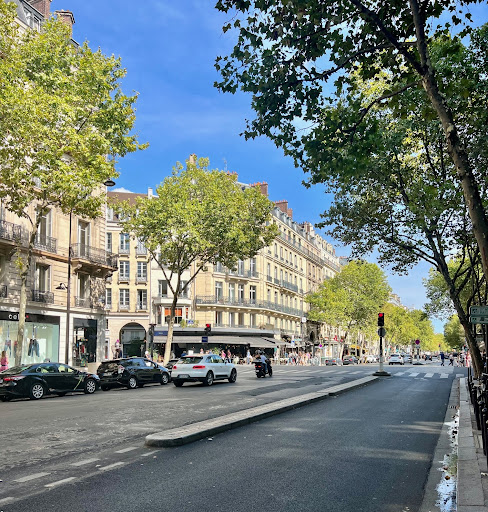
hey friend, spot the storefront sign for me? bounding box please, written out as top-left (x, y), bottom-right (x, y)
top-left (0, 311), bottom-right (59, 324)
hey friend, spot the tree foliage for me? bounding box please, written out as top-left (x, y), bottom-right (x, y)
top-left (116, 157), bottom-right (279, 364)
top-left (444, 315), bottom-right (465, 350)
top-left (0, 3), bottom-right (147, 363)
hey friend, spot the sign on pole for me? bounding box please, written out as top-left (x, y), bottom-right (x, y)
top-left (415, 339), bottom-right (420, 345)
top-left (378, 327), bottom-right (386, 337)
top-left (201, 336), bottom-right (208, 343)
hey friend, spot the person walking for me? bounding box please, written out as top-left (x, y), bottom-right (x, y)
top-left (440, 352), bottom-right (445, 366)
top-left (448, 353), bottom-right (454, 366)
top-left (0, 350), bottom-right (8, 372)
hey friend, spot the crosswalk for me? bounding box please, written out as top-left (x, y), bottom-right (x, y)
top-left (237, 365), bottom-right (465, 380)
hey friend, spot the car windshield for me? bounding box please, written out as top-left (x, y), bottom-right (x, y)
top-left (178, 357), bottom-right (203, 365)
top-left (2, 365), bottom-right (32, 374)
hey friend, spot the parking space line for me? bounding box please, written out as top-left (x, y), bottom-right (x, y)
top-left (13, 472), bottom-right (51, 483)
top-left (98, 462), bottom-right (125, 471)
top-left (45, 477), bottom-right (76, 488)
top-left (115, 446), bottom-right (139, 454)
top-left (70, 458), bottom-right (100, 467)
top-left (141, 450), bottom-right (159, 457)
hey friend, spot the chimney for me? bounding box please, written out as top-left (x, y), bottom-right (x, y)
top-left (26, 0), bottom-right (51, 18)
top-left (287, 208), bottom-right (293, 219)
top-left (54, 10), bottom-right (75, 37)
top-left (259, 181), bottom-right (268, 197)
top-left (275, 200), bottom-right (289, 215)
top-left (189, 153), bottom-right (197, 165)
top-left (147, 187), bottom-right (153, 198)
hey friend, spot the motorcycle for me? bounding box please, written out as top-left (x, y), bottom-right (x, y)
top-left (254, 359), bottom-right (273, 378)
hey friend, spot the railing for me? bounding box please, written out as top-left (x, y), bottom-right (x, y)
top-left (136, 247), bottom-right (147, 255)
top-left (278, 233), bottom-right (341, 270)
top-left (32, 290), bottom-right (54, 304)
top-left (195, 295), bottom-right (302, 317)
top-left (118, 274), bottom-right (130, 283)
top-left (227, 269), bottom-right (260, 279)
top-left (119, 246), bottom-right (130, 254)
top-left (71, 244), bottom-right (118, 269)
top-left (0, 285), bottom-right (6, 298)
top-left (119, 303), bottom-right (130, 311)
top-left (136, 303), bottom-right (148, 311)
top-left (75, 296), bottom-right (91, 308)
top-left (0, 220), bottom-right (23, 243)
top-left (34, 235), bottom-right (57, 254)
top-left (136, 275), bottom-right (147, 283)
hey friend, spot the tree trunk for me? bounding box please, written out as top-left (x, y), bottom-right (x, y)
top-left (163, 292), bottom-right (179, 365)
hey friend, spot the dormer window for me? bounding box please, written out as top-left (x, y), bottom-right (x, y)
top-left (25, 11), bottom-right (41, 31)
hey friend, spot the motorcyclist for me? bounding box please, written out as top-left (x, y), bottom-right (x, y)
top-left (254, 350), bottom-right (268, 374)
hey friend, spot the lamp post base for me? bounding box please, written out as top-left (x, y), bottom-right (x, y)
top-left (373, 370), bottom-right (391, 376)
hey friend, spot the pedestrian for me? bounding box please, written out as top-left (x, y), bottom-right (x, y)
top-left (221, 349), bottom-right (226, 361)
top-left (227, 349), bottom-right (232, 362)
top-left (448, 354), bottom-right (454, 366)
top-left (440, 352), bottom-right (445, 366)
top-left (246, 349), bottom-right (251, 365)
top-left (0, 350), bottom-right (8, 372)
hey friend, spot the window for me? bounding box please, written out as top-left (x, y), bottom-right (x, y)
top-left (215, 281), bottom-right (223, 300)
top-left (119, 289), bottom-right (130, 308)
top-left (106, 207), bottom-right (114, 221)
top-left (119, 233), bottom-right (130, 253)
top-left (137, 290), bottom-right (147, 310)
top-left (35, 264), bottom-right (50, 291)
top-left (215, 262), bottom-right (223, 273)
top-left (137, 262), bottom-right (147, 281)
top-left (249, 286), bottom-right (256, 303)
top-left (274, 243), bottom-right (278, 257)
top-left (136, 238), bottom-right (147, 255)
top-left (238, 312), bottom-right (244, 326)
top-left (106, 288), bottom-right (112, 308)
top-left (237, 259), bottom-right (244, 275)
top-left (228, 283), bottom-right (235, 301)
top-left (238, 284), bottom-right (244, 302)
top-left (215, 311), bottom-right (223, 325)
top-left (119, 261), bottom-right (130, 280)
top-left (58, 364), bottom-right (75, 374)
top-left (78, 274), bottom-right (90, 298)
top-left (294, 255), bottom-right (297, 268)
top-left (280, 247), bottom-right (283, 259)
top-left (267, 263), bottom-right (271, 278)
top-left (250, 313), bottom-right (256, 328)
top-left (78, 221), bottom-right (90, 248)
top-left (250, 258), bottom-right (256, 276)
top-left (274, 291), bottom-right (278, 303)
top-left (229, 312), bottom-right (235, 327)
top-left (106, 232), bottom-right (112, 253)
top-left (158, 280), bottom-right (168, 297)
top-left (179, 280), bottom-right (189, 298)
top-left (267, 289), bottom-right (271, 302)
top-left (274, 267), bottom-right (278, 279)
top-left (36, 208), bottom-right (51, 245)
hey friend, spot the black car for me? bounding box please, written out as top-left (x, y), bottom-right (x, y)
top-left (163, 358), bottom-right (179, 377)
top-left (97, 357), bottom-right (170, 390)
top-left (0, 363), bottom-right (100, 401)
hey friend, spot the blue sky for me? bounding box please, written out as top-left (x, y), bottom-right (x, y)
top-left (50, 0), bottom-right (488, 333)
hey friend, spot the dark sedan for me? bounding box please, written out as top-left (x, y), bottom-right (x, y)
top-left (0, 362), bottom-right (99, 401)
top-left (97, 357), bottom-right (170, 390)
top-left (342, 355), bottom-right (359, 365)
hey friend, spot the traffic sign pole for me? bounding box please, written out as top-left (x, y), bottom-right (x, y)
top-left (373, 329), bottom-right (391, 377)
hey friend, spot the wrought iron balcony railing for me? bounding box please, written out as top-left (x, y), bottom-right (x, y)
top-left (0, 285), bottom-right (6, 298)
top-left (0, 220), bottom-right (24, 243)
top-left (195, 295), bottom-right (302, 317)
top-left (32, 290), bottom-right (54, 304)
top-left (34, 235), bottom-right (57, 254)
top-left (71, 244), bottom-right (118, 269)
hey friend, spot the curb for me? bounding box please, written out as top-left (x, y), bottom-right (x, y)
top-left (145, 375), bottom-right (379, 447)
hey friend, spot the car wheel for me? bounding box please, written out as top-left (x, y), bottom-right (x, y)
top-left (101, 385), bottom-right (110, 391)
top-left (228, 369), bottom-right (237, 383)
top-left (173, 381), bottom-right (184, 387)
top-left (127, 376), bottom-right (138, 389)
top-left (84, 378), bottom-right (97, 394)
top-left (160, 373), bottom-right (170, 385)
top-left (29, 382), bottom-right (45, 400)
top-left (0, 396), bottom-right (10, 402)
top-left (202, 371), bottom-right (214, 386)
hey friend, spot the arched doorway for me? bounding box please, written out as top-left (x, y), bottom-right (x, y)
top-left (120, 322), bottom-right (146, 357)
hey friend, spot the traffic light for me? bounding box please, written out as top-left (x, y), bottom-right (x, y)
top-left (378, 313), bottom-right (385, 326)
top-left (204, 323), bottom-right (211, 335)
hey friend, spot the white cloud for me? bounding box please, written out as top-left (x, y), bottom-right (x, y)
top-left (111, 187), bottom-right (134, 193)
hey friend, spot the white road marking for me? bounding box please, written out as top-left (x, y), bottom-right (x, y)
top-left (349, 371), bottom-right (362, 374)
top-left (0, 497), bottom-right (15, 506)
top-left (395, 372), bottom-right (405, 375)
top-left (408, 373), bottom-right (419, 377)
top-left (13, 472), bottom-right (51, 483)
top-left (456, 373), bottom-right (464, 378)
top-left (45, 477), bottom-right (76, 488)
top-left (98, 462), bottom-right (125, 472)
top-left (440, 373), bottom-right (449, 379)
top-left (424, 373), bottom-right (434, 378)
top-left (70, 458), bottom-right (100, 467)
top-left (141, 450), bottom-right (159, 457)
top-left (115, 446), bottom-right (139, 454)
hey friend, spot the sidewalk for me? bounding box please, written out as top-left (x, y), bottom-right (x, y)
top-left (458, 377), bottom-right (488, 512)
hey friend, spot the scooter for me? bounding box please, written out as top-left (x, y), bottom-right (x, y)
top-left (254, 359), bottom-right (273, 378)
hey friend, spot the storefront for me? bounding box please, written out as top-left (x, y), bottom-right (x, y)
top-left (0, 310), bottom-right (60, 364)
top-left (72, 318), bottom-right (98, 367)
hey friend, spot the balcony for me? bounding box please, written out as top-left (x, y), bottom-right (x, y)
top-left (0, 285), bottom-right (6, 298)
top-left (195, 295), bottom-right (302, 317)
top-left (71, 244), bottom-right (118, 271)
top-left (32, 290), bottom-right (54, 304)
top-left (75, 296), bottom-right (91, 308)
top-left (136, 303), bottom-right (148, 311)
top-left (136, 275), bottom-right (148, 284)
top-left (119, 247), bottom-right (130, 255)
top-left (34, 235), bottom-right (57, 254)
top-left (118, 274), bottom-right (130, 284)
top-left (136, 247), bottom-right (147, 256)
top-left (0, 220), bottom-right (24, 244)
top-left (119, 303), bottom-right (130, 311)
top-left (226, 269), bottom-right (260, 279)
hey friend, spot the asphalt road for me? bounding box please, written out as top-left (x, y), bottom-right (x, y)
top-left (1, 363), bottom-right (465, 512)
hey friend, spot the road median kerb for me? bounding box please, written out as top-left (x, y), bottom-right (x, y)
top-left (145, 375), bottom-right (378, 447)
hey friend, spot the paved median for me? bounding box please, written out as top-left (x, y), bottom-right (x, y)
top-left (145, 375), bottom-right (379, 447)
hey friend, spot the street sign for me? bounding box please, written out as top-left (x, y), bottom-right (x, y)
top-left (415, 339), bottom-right (420, 345)
top-left (201, 336), bottom-right (208, 343)
top-left (470, 306), bottom-right (488, 316)
top-left (470, 315), bottom-right (488, 324)
top-left (378, 327), bottom-right (386, 337)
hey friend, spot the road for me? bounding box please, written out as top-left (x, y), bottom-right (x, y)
top-left (0, 362), bottom-right (465, 511)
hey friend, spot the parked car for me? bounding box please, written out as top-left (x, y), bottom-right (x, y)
top-left (97, 357), bottom-right (170, 390)
top-left (402, 354), bottom-right (413, 363)
top-left (365, 355), bottom-right (378, 363)
top-left (342, 355), bottom-right (359, 365)
top-left (388, 354), bottom-right (405, 365)
top-left (324, 357), bottom-right (342, 366)
top-left (163, 358), bottom-right (179, 377)
top-left (0, 362), bottom-right (100, 401)
top-left (171, 354), bottom-right (237, 386)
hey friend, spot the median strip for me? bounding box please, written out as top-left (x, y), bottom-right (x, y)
top-left (145, 376), bottom-right (378, 447)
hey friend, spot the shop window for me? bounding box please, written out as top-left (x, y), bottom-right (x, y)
top-left (165, 307), bottom-right (183, 324)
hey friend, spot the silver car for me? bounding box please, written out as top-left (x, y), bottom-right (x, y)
top-left (171, 354), bottom-right (237, 387)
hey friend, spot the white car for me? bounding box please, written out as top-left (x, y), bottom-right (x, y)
top-left (388, 354), bottom-right (404, 365)
top-left (171, 355), bottom-right (237, 387)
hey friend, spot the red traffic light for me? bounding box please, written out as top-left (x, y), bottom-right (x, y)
top-left (377, 313), bottom-right (385, 326)
top-left (204, 323), bottom-right (211, 335)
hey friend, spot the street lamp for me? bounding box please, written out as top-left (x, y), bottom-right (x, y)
top-left (57, 178), bottom-right (116, 366)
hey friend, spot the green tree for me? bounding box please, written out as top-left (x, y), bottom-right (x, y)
top-left (444, 315), bottom-right (465, 350)
top-left (116, 157), bottom-right (279, 364)
top-left (0, 4), bottom-right (146, 364)
top-left (306, 260), bottom-right (391, 358)
top-left (215, 1), bottom-right (488, 301)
